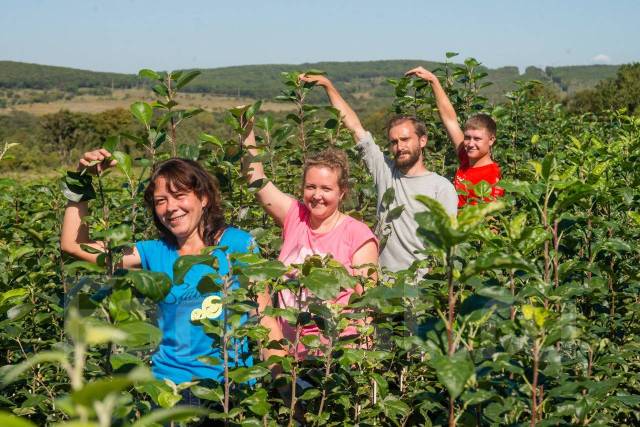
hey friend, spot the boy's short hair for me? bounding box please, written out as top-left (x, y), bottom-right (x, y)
top-left (464, 113), bottom-right (496, 137)
top-left (386, 115), bottom-right (428, 139)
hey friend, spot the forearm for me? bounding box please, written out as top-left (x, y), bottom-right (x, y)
top-left (430, 79), bottom-right (464, 146)
top-left (323, 83), bottom-right (367, 139)
top-left (242, 130), bottom-right (268, 185)
top-left (60, 201), bottom-right (103, 262)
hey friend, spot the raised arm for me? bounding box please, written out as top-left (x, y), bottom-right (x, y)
top-left (60, 149), bottom-right (140, 268)
top-left (405, 67), bottom-right (464, 150)
top-left (299, 74), bottom-right (367, 140)
top-left (242, 126), bottom-right (294, 227)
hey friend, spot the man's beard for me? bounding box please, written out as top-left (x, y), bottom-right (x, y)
top-left (394, 148), bottom-right (421, 170)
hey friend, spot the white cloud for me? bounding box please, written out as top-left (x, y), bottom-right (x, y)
top-left (592, 54), bottom-right (612, 64)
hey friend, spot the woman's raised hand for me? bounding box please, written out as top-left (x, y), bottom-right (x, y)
top-left (405, 66), bottom-right (439, 84)
top-left (78, 149), bottom-right (117, 174)
top-left (299, 73), bottom-right (332, 87)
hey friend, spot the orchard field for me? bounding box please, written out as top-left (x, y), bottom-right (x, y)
top-left (1, 56), bottom-right (639, 426)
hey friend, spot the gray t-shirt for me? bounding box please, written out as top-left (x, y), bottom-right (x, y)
top-left (356, 132), bottom-right (458, 271)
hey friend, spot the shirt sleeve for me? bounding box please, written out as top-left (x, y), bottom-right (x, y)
top-left (356, 132), bottom-right (392, 188)
top-left (282, 200), bottom-right (304, 242)
top-left (438, 180), bottom-right (459, 217)
top-left (134, 240), bottom-right (152, 270)
top-left (347, 219), bottom-right (379, 262)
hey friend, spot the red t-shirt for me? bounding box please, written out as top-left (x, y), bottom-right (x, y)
top-left (455, 149), bottom-right (504, 207)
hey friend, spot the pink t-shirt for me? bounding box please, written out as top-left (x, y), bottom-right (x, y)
top-left (277, 200), bottom-right (377, 357)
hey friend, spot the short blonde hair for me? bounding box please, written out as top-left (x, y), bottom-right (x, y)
top-left (464, 113), bottom-right (497, 137)
top-left (303, 148), bottom-right (350, 195)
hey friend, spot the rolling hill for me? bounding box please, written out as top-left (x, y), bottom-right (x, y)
top-left (0, 59), bottom-right (621, 110)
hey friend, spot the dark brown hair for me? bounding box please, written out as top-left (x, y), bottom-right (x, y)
top-left (143, 158), bottom-right (225, 246)
top-left (385, 115), bottom-right (428, 139)
top-left (464, 113), bottom-right (497, 137)
top-left (303, 148), bottom-right (350, 196)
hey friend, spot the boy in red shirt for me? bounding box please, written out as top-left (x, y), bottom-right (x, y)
top-left (406, 67), bottom-right (504, 207)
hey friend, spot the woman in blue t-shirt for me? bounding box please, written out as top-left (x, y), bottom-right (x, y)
top-left (61, 149), bottom-right (283, 385)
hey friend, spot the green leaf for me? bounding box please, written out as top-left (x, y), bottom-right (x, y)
top-left (445, 52), bottom-right (459, 59)
top-left (7, 303), bottom-right (34, 321)
top-left (60, 171), bottom-right (96, 203)
top-left (245, 100), bottom-right (262, 122)
top-left (241, 388), bottom-right (271, 416)
top-left (0, 288), bottom-right (29, 305)
top-left (199, 133), bottom-right (224, 148)
top-left (139, 69), bottom-right (161, 81)
top-left (112, 151), bottom-right (132, 179)
top-left (152, 83), bottom-right (169, 97)
top-left (239, 260), bottom-right (287, 281)
top-left (0, 412), bottom-right (37, 427)
top-left (190, 385), bottom-right (223, 402)
top-left (125, 270), bottom-right (171, 302)
top-left (381, 187), bottom-right (395, 207)
top-left (1, 351), bottom-right (68, 386)
top-left (71, 369), bottom-right (152, 406)
top-left (131, 406), bottom-right (210, 426)
top-left (84, 322), bottom-right (128, 345)
top-left (175, 70), bottom-right (201, 89)
top-left (227, 365), bottom-right (270, 383)
top-left (157, 392), bottom-right (182, 408)
top-left (431, 351), bottom-right (474, 399)
top-left (379, 395), bottom-right (411, 421)
top-left (103, 135), bottom-right (120, 153)
top-left (130, 102), bottom-right (153, 127)
top-left (301, 269), bottom-right (341, 301)
top-left (385, 205), bottom-right (404, 222)
top-left (110, 353), bottom-right (145, 370)
top-left (298, 388), bottom-right (321, 400)
top-left (173, 254), bottom-right (218, 285)
top-left (118, 321), bottom-right (162, 349)
top-left (63, 261), bottom-right (105, 275)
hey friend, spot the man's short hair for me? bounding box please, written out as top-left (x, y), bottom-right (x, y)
top-left (386, 115), bottom-right (428, 139)
top-left (464, 113), bottom-right (496, 137)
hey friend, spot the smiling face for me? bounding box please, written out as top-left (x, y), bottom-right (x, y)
top-left (152, 176), bottom-right (207, 245)
top-left (388, 121), bottom-right (427, 172)
top-left (302, 166), bottom-right (344, 222)
top-left (463, 127), bottom-right (495, 165)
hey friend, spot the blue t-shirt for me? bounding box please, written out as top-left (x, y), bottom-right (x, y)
top-left (135, 227), bottom-right (257, 384)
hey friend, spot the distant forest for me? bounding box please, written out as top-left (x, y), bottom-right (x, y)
top-left (0, 59), bottom-right (620, 103)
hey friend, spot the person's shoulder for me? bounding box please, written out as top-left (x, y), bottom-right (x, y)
top-left (427, 172), bottom-right (456, 188)
top-left (135, 239), bottom-right (173, 267)
top-left (220, 227), bottom-right (257, 253)
top-left (356, 131), bottom-right (376, 146)
top-left (343, 215), bottom-right (375, 237)
top-left (136, 239), bottom-right (170, 252)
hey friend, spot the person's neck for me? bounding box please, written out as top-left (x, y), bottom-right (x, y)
top-left (399, 160), bottom-right (429, 176)
top-left (176, 232), bottom-right (206, 255)
top-left (309, 209), bottom-right (343, 233)
top-left (468, 154), bottom-right (494, 168)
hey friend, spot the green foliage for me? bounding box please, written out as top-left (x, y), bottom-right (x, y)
top-left (1, 57), bottom-right (639, 427)
top-left (567, 63), bottom-right (640, 115)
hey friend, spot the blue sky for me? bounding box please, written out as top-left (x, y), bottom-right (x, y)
top-left (2, 0), bottom-right (639, 74)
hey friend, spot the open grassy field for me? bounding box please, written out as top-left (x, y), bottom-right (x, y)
top-left (0, 88), bottom-right (294, 116)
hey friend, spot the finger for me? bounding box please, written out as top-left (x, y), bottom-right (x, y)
top-left (84, 151), bottom-right (100, 162)
top-left (98, 148), bottom-right (112, 158)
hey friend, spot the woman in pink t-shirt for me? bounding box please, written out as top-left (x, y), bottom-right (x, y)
top-left (242, 124), bottom-right (378, 358)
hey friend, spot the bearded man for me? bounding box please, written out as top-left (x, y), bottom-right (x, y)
top-left (300, 74), bottom-right (457, 272)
